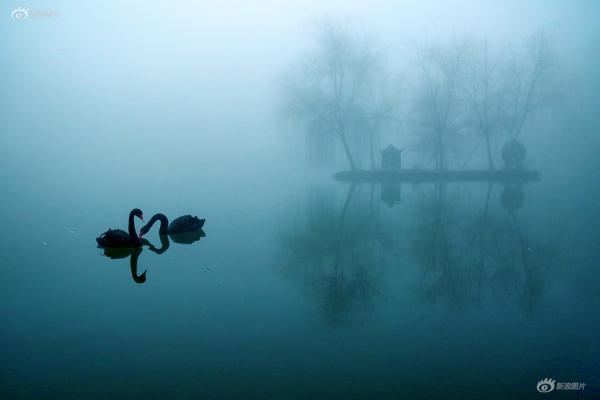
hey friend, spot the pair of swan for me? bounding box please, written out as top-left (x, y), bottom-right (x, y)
top-left (96, 208), bottom-right (205, 248)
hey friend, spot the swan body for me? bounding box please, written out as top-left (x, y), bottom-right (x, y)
top-left (140, 213), bottom-right (205, 237)
top-left (168, 215), bottom-right (205, 234)
top-left (96, 208), bottom-right (144, 248)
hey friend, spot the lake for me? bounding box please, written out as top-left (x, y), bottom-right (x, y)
top-left (1, 161), bottom-right (598, 399)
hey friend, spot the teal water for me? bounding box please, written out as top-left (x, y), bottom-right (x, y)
top-left (1, 163), bottom-right (599, 399)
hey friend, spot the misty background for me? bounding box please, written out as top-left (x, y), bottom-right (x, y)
top-left (1, 1), bottom-right (600, 399)
top-left (2, 1), bottom-right (600, 178)
top-left (2, 0), bottom-right (598, 265)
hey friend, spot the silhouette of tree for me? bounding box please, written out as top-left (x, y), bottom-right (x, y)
top-left (413, 36), bottom-right (470, 170)
top-left (502, 31), bottom-right (559, 141)
top-left (282, 20), bottom-right (391, 170)
top-left (464, 40), bottom-right (507, 170)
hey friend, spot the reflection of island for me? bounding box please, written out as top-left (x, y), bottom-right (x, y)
top-left (409, 181), bottom-right (551, 315)
top-left (281, 180), bottom-right (554, 324)
top-left (99, 229), bottom-right (206, 284)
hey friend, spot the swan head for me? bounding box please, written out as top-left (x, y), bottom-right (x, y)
top-left (132, 208), bottom-right (144, 221)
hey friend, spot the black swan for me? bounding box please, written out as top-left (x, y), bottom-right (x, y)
top-left (96, 208), bottom-right (144, 248)
top-left (140, 213), bottom-right (205, 237)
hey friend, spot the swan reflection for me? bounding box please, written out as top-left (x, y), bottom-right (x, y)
top-left (144, 229), bottom-right (206, 252)
top-left (169, 229), bottom-right (206, 244)
top-left (100, 246), bottom-right (147, 284)
top-left (99, 226), bottom-right (206, 284)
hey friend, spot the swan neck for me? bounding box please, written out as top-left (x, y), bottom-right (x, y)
top-left (128, 210), bottom-right (139, 243)
top-left (152, 213), bottom-right (169, 235)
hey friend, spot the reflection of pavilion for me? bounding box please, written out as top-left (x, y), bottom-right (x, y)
top-left (381, 182), bottom-right (401, 208)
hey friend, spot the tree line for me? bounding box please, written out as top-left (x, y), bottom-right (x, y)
top-left (281, 20), bottom-right (559, 171)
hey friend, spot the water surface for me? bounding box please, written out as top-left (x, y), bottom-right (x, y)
top-left (1, 164), bottom-right (599, 399)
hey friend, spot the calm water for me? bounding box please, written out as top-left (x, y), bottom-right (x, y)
top-left (1, 162), bottom-right (599, 399)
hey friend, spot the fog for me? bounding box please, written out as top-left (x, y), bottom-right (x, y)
top-left (3, 1), bottom-right (599, 178)
top-left (1, 1), bottom-right (600, 398)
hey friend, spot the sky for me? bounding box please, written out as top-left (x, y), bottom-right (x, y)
top-left (1, 0), bottom-right (599, 180)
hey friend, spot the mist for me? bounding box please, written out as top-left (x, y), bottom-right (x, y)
top-left (1, 1), bottom-right (599, 399)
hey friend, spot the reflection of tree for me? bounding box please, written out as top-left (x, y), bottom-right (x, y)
top-left (282, 180), bottom-right (554, 323)
top-left (461, 185), bottom-right (554, 317)
top-left (410, 182), bottom-right (554, 316)
top-left (492, 206), bottom-right (554, 317)
top-left (410, 183), bottom-right (467, 307)
top-left (280, 185), bottom-right (393, 327)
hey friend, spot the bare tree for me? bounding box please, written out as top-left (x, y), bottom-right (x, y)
top-left (413, 36), bottom-right (471, 170)
top-left (503, 31), bottom-right (558, 141)
top-left (282, 20), bottom-right (384, 170)
top-left (462, 32), bottom-right (558, 170)
top-left (362, 73), bottom-right (398, 170)
top-left (464, 39), bottom-right (507, 170)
